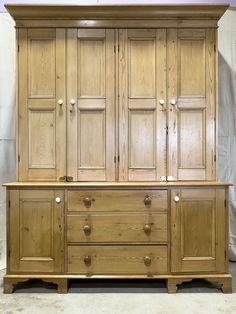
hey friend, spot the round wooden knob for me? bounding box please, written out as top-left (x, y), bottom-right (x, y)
top-left (144, 195), bottom-right (152, 206)
top-left (144, 256), bottom-right (152, 266)
top-left (84, 255), bottom-right (92, 266)
top-left (83, 197), bottom-right (94, 207)
top-left (144, 224), bottom-right (152, 234)
top-left (83, 224), bottom-right (91, 235)
top-left (55, 197), bottom-right (61, 204)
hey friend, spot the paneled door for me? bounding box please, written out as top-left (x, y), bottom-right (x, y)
top-left (119, 29), bottom-right (167, 181)
top-left (67, 29), bottom-right (116, 181)
top-left (167, 29), bottom-right (216, 180)
top-left (8, 189), bottom-right (64, 272)
top-left (171, 189), bottom-right (226, 273)
top-left (18, 29), bottom-right (66, 181)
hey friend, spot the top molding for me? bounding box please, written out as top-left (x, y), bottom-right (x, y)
top-left (5, 4), bottom-right (229, 28)
top-left (5, 4), bottom-right (229, 20)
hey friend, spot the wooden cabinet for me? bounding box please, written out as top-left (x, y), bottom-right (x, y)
top-left (3, 4), bottom-right (232, 294)
top-left (8, 189), bottom-right (64, 273)
top-left (171, 189), bottom-right (226, 273)
top-left (16, 27), bottom-right (218, 182)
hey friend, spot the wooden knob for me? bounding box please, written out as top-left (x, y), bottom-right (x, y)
top-left (83, 197), bottom-right (94, 207)
top-left (144, 224), bottom-right (152, 234)
top-left (84, 255), bottom-right (92, 266)
top-left (83, 224), bottom-right (91, 235)
top-left (174, 195), bottom-right (180, 203)
top-left (144, 195), bottom-right (152, 206)
top-left (144, 256), bottom-right (152, 266)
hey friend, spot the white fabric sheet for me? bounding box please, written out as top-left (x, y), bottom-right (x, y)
top-left (0, 8), bottom-right (236, 269)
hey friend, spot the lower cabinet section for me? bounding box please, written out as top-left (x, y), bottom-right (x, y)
top-left (4, 183), bottom-right (232, 293)
top-left (67, 245), bottom-right (168, 275)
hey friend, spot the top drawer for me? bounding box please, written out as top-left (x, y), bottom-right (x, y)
top-left (67, 190), bottom-right (167, 212)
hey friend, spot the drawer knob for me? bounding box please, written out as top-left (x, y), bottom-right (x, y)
top-left (144, 224), bottom-right (152, 234)
top-left (144, 256), bottom-right (152, 266)
top-left (83, 197), bottom-right (94, 207)
top-left (83, 224), bottom-right (91, 235)
top-left (84, 255), bottom-right (92, 266)
top-left (144, 195), bottom-right (152, 206)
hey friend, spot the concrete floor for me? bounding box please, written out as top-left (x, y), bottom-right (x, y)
top-left (0, 264), bottom-right (236, 314)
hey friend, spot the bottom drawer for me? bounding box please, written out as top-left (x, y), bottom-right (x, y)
top-left (68, 245), bottom-right (168, 275)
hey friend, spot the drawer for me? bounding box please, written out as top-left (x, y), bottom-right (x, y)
top-left (67, 245), bottom-right (168, 274)
top-left (67, 213), bottom-right (167, 243)
top-left (67, 190), bottom-right (167, 212)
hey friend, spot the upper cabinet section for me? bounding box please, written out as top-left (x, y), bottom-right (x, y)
top-left (9, 4), bottom-right (228, 182)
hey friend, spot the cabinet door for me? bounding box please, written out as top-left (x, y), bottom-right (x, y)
top-left (119, 29), bottom-right (167, 181)
top-left (18, 29), bottom-right (66, 181)
top-left (67, 29), bottom-right (116, 181)
top-left (167, 29), bottom-right (216, 180)
top-left (171, 189), bottom-right (226, 273)
top-left (8, 190), bottom-right (64, 273)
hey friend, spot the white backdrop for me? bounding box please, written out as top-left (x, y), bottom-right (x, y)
top-left (0, 7), bottom-right (236, 269)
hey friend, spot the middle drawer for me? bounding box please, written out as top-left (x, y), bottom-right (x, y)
top-left (67, 213), bottom-right (167, 243)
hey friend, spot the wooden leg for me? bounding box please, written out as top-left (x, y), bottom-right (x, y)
top-left (219, 277), bottom-right (232, 294)
top-left (167, 279), bottom-right (178, 293)
top-left (3, 277), bottom-right (29, 294)
top-left (43, 278), bottom-right (68, 294)
top-left (57, 279), bottom-right (68, 294)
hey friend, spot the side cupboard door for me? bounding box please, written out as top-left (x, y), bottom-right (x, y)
top-left (18, 29), bottom-right (66, 181)
top-left (67, 29), bottom-right (116, 181)
top-left (118, 29), bottom-right (167, 181)
top-left (167, 29), bottom-right (216, 180)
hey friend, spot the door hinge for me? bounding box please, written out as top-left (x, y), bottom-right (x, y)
top-left (59, 176), bottom-right (73, 182)
top-left (214, 44), bottom-right (216, 52)
top-left (225, 199), bottom-right (227, 208)
top-left (214, 154), bottom-right (216, 162)
top-left (18, 44), bottom-right (19, 52)
top-left (114, 156), bottom-right (120, 163)
top-left (9, 199), bottom-right (10, 208)
top-left (114, 45), bottom-right (119, 53)
top-left (18, 155), bottom-right (20, 163)
top-left (225, 250), bottom-right (227, 259)
top-left (166, 126), bottom-right (169, 135)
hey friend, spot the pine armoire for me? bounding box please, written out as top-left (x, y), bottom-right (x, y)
top-left (3, 3), bottom-right (232, 293)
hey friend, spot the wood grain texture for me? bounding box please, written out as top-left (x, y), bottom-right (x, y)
top-left (67, 213), bottom-right (167, 243)
top-left (67, 245), bottom-right (168, 275)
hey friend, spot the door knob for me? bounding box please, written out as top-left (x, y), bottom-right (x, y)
top-left (55, 197), bottom-right (61, 204)
top-left (70, 99), bottom-right (76, 106)
top-left (159, 99), bottom-right (165, 105)
top-left (174, 195), bottom-right (180, 203)
top-left (171, 99), bottom-right (176, 106)
top-left (83, 197), bottom-right (94, 207)
top-left (58, 99), bottom-right (64, 106)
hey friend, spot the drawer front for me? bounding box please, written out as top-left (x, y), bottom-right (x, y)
top-left (68, 245), bottom-right (168, 274)
top-left (68, 190), bottom-right (167, 212)
top-left (67, 213), bottom-right (167, 243)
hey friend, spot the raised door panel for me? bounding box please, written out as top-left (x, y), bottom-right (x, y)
top-left (67, 29), bottom-right (115, 181)
top-left (167, 29), bottom-right (216, 180)
top-left (171, 189), bottom-right (226, 273)
top-left (119, 29), bottom-right (167, 181)
top-left (8, 190), bottom-right (64, 273)
top-left (18, 29), bottom-right (66, 181)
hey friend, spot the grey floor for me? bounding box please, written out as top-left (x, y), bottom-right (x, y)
top-left (0, 264), bottom-right (236, 314)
